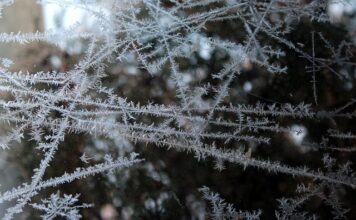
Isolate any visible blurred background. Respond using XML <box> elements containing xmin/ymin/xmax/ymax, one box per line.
<box><xmin>0</xmin><ymin>0</ymin><xmax>355</xmax><ymax>219</ymax></box>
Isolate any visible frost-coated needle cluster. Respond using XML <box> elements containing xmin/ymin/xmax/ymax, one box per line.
<box><xmin>0</xmin><ymin>0</ymin><xmax>355</xmax><ymax>219</ymax></box>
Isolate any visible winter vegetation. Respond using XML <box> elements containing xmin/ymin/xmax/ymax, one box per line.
<box><xmin>0</xmin><ymin>0</ymin><xmax>355</xmax><ymax>219</ymax></box>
